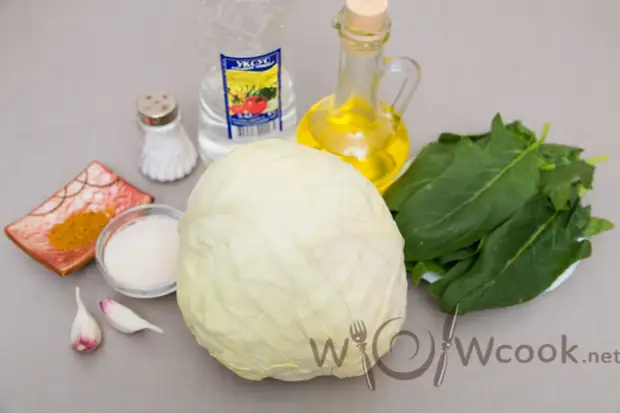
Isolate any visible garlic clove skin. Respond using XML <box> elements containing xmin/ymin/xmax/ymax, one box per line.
<box><xmin>99</xmin><ymin>298</ymin><xmax>163</xmax><ymax>334</ymax></box>
<box><xmin>71</xmin><ymin>287</ymin><xmax>102</xmax><ymax>353</ymax></box>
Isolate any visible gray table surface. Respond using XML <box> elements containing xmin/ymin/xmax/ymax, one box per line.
<box><xmin>1</xmin><ymin>0</ymin><xmax>619</xmax><ymax>411</ymax></box>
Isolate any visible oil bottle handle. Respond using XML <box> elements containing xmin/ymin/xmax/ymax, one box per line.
<box><xmin>382</xmin><ymin>57</ymin><xmax>422</xmax><ymax>116</ymax></box>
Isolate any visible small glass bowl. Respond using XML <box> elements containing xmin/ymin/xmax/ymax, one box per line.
<box><xmin>95</xmin><ymin>204</ymin><xmax>183</xmax><ymax>299</ymax></box>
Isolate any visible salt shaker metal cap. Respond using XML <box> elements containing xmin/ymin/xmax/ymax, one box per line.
<box><xmin>137</xmin><ymin>92</ymin><xmax>179</xmax><ymax>127</ymax></box>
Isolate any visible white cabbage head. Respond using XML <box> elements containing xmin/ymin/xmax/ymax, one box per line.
<box><xmin>176</xmin><ymin>139</ymin><xmax>407</xmax><ymax>381</ymax></box>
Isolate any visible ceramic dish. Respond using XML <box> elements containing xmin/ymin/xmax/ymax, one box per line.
<box><xmin>95</xmin><ymin>204</ymin><xmax>183</xmax><ymax>299</ymax></box>
<box><xmin>4</xmin><ymin>161</ymin><xmax>154</xmax><ymax>276</ymax></box>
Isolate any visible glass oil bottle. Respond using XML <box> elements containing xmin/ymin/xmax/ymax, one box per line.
<box><xmin>296</xmin><ymin>3</ymin><xmax>421</xmax><ymax>193</ymax></box>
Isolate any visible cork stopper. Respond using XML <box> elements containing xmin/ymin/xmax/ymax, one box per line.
<box><xmin>338</xmin><ymin>0</ymin><xmax>389</xmax><ymax>55</ymax></box>
<box><xmin>344</xmin><ymin>0</ymin><xmax>388</xmax><ymax>32</ymax></box>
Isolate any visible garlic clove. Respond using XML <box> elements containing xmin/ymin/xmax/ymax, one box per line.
<box><xmin>99</xmin><ymin>298</ymin><xmax>163</xmax><ymax>334</ymax></box>
<box><xmin>71</xmin><ymin>286</ymin><xmax>102</xmax><ymax>353</ymax></box>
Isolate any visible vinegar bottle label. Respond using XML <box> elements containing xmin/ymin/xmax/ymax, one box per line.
<box><xmin>220</xmin><ymin>49</ymin><xmax>284</xmax><ymax>140</ymax></box>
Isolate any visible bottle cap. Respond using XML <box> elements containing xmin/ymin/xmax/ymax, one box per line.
<box><xmin>345</xmin><ymin>0</ymin><xmax>388</xmax><ymax>32</ymax></box>
<box><xmin>137</xmin><ymin>92</ymin><xmax>179</xmax><ymax>127</ymax></box>
<box><xmin>337</xmin><ymin>4</ymin><xmax>390</xmax><ymax>55</ymax></box>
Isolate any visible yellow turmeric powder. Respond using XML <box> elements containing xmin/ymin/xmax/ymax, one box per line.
<box><xmin>48</xmin><ymin>210</ymin><xmax>112</xmax><ymax>251</ymax></box>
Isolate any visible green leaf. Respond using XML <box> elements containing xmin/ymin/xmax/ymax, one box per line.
<box><xmin>539</xmin><ymin>161</ymin><xmax>556</xmax><ymax>171</ymax></box>
<box><xmin>391</xmin><ymin>113</ymin><xmax>611</xmax><ymax>316</ymax></box>
<box><xmin>436</xmin><ymin>120</ymin><xmax>531</xmax><ymax>146</ymax></box>
<box><xmin>585</xmin><ymin>156</ymin><xmax>609</xmax><ymax>166</ymax></box>
<box><xmin>427</xmin><ymin>256</ymin><xmax>477</xmax><ymax>302</ymax></box>
<box><xmin>546</xmin><ymin>184</ymin><xmax>575</xmax><ymax>211</ymax></box>
<box><xmin>577</xmin><ymin>183</ymin><xmax>587</xmax><ymax>197</ymax></box>
<box><xmin>583</xmin><ymin>217</ymin><xmax>615</xmax><ymax>237</ymax></box>
<box><xmin>566</xmin><ymin>201</ymin><xmax>591</xmax><ymax>234</ymax></box>
<box><xmin>409</xmin><ymin>261</ymin><xmax>446</xmax><ymax>284</ymax></box>
<box><xmin>436</xmin><ymin>242</ymin><xmax>481</xmax><ymax>266</ymax></box>
<box><xmin>540</xmin><ymin>160</ymin><xmax>594</xmax><ymax>210</ymax></box>
<box><xmin>438</xmin><ymin>132</ymin><xmax>489</xmax><ymax>144</ymax></box>
<box><xmin>384</xmin><ymin>142</ymin><xmax>457</xmax><ymax>212</ymax></box>
<box><xmin>426</xmin><ymin>261</ymin><xmax>447</xmax><ymax>275</ymax></box>
<box><xmin>405</xmin><ymin>261</ymin><xmax>418</xmax><ymax>272</ymax></box>
<box><xmin>505</xmin><ymin>120</ymin><xmax>538</xmax><ymax>145</ymax></box>
<box><xmin>435</xmin><ymin>195</ymin><xmax>592</xmax><ymax>315</ymax></box>
<box><xmin>395</xmin><ymin>114</ymin><xmax>542</xmax><ymax>261</ymax></box>
<box><xmin>576</xmin><ymin>239</ymin><xmax>593</xmax><ymax>260</ymax></box>
<box><xmin>538</xmin><ymin>143</ymin><xmax>584</xmax><ymax>166</ymax></box>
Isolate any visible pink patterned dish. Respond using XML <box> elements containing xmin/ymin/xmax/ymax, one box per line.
<box><xmin>4</xmin><ymin>161</ymin><xmax>154</xmax><ymax>276</ymax></box>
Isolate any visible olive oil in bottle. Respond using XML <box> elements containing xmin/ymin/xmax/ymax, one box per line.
<box><xmin>296</xmin><ymin>2</ymin><xmax>421</xmax><ymax>193</ymax></box>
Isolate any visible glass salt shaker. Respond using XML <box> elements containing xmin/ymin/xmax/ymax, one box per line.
<box><xmin>136</xmin><ymin>92</ymin><xmax>198</xmax><ymax>182</ymax></box>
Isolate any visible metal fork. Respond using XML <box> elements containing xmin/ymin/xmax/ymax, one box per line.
<box><xmin>349</xmin><ymin>320</ymin><xmax>375</xmax><ymax>391</ymax></box>
<box><xmin>434</xmin><ymin>303</ymin><xmax>460</xmax><ymax>387</ymax></box>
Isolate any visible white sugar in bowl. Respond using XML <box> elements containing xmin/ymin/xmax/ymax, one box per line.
<box><xmin>96</xmin><ymin>204</ymin><xmax>183</xmax><ymax>298</ymax></box>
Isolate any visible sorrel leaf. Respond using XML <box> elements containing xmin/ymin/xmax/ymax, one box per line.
<box><xmin>395</xmin><ymin>115</ymin><xmax>541</xmax><ymax>261</ymax></box>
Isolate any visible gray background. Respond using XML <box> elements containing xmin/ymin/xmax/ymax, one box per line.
<box><xmin>1</xmin><ymin>0</ymin><xmax>618</xmax><ymax>412</ymax></box>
